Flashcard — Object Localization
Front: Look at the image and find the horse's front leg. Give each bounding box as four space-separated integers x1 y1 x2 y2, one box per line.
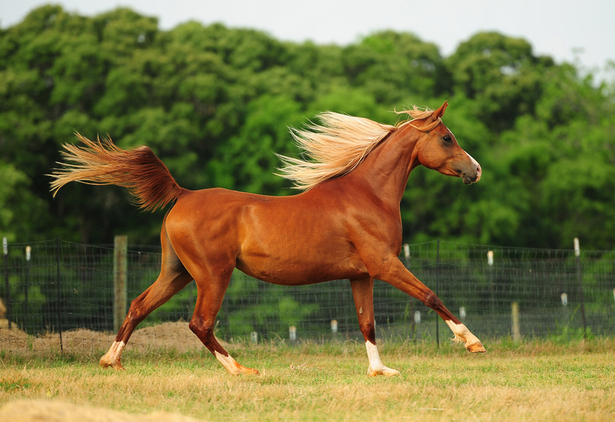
350 278 401 377
375 258 486 353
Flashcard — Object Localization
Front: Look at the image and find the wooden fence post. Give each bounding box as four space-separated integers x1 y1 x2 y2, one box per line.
511 302 521 342
113 235 128 333
289 325 297 345
331 319 338 342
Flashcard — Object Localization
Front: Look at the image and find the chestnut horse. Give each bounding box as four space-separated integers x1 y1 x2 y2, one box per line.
50 101 485 376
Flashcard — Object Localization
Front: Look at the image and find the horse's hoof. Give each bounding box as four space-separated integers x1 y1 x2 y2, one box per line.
466 341 486 353
100 361 126 371
100 356 125 371
368 367 401 377
236 366 260 375
100 341 126 370
101 364 125 370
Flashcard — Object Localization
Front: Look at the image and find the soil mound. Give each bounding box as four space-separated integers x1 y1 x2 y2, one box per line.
0 321 230 353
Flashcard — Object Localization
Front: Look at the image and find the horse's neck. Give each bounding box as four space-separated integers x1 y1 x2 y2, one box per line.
346 126 420 205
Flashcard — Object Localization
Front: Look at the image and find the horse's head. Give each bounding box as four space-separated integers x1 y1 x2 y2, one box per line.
411 102 481 185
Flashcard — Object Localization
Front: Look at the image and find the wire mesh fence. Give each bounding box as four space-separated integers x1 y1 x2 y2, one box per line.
1 238 614 354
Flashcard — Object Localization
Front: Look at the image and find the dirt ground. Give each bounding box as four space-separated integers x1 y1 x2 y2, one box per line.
0 318 225 353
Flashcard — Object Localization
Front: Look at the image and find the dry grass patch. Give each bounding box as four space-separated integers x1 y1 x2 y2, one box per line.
0 399 201 422
1 339 614 422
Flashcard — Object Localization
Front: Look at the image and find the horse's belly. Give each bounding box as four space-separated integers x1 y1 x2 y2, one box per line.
236 248 368 285
232 192 369 284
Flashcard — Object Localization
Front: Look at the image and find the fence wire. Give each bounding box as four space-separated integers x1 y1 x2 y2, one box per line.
1 239 614 353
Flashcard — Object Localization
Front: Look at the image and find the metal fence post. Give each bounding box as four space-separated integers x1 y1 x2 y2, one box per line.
56 238 63 353
114 235 128 333
435 239 440 348
574 238 588 339
25 246 31 334
402 244 414 342
3 237 10 330
488 250 495 316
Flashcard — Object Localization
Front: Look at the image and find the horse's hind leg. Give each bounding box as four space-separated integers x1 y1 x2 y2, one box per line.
100 227 193 370
99 271 192 370
187 269 259 375
350 278 400 377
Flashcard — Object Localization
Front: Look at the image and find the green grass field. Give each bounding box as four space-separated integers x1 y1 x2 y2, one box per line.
1 338 614 422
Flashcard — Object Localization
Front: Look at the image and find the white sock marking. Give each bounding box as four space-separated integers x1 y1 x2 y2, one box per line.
101 340 126 368
445 320 483 348
365 341 400 376
214 350 242 375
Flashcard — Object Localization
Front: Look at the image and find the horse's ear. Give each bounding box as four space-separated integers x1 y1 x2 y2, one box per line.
432 101 448 120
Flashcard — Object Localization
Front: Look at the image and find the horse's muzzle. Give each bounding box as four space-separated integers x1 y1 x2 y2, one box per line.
460 162 482 185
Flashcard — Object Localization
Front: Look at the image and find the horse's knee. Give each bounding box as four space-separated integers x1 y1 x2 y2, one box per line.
358 320 376 344
189 317 227 356
423 290 444 310
359 320 375 335
128 298 142 315
125 298 148 325
189 318 214 339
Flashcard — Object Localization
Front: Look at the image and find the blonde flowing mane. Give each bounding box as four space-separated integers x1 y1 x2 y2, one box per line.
276 107 440 191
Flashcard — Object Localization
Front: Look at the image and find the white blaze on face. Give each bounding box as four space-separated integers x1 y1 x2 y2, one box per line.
465 151 482 181
450 129 481 182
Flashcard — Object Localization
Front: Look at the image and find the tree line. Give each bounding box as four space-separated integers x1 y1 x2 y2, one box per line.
1 5 614 250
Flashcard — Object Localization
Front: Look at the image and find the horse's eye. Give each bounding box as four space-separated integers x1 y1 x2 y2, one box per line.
442 134 452 143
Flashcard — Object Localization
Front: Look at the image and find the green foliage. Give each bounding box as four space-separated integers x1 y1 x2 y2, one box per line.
446 32 554 132
208 95 303 194
343 31 444 102
1 5 614 251
0 163 29 241
0 162 48 242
